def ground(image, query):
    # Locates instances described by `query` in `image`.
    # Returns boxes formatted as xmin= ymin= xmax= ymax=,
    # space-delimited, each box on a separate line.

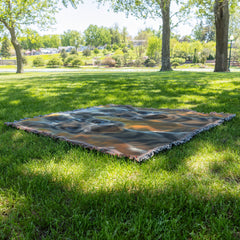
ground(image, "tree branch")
xmin=0 ymin=17 xmax=11 ymax=30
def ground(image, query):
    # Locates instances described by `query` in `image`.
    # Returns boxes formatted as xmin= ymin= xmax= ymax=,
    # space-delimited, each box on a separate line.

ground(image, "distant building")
xmin=78 ymin=45 xmax=89 ymax=52
xmin=39 ymin=48 xmax=58 ymax=54
xmin=97 ymin=46 xmax=106 ymax=50
xmin=132 ymin=40 xmax=147 ymax=47
xmin=58 ymin=46 xmax=75 ymax=53
xmin=24 ymin=50 xmax=41 ymax=55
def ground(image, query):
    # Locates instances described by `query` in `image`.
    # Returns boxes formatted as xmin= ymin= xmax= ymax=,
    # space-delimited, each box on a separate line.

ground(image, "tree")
xmin=193 ymin=21 xmax=215 ymax=42
xmin=159 ymin=0 xmax=172 ymax=71
xmin=96 ymin=0 xmax=177 ymax=71
xmin=84 ymin=25 xmax=111 ymax=47
xmin=0 ymin=0 xmax=82 ymax=73
xmin=214 ymin=0 xmax=229 ymax=71
xmin=1 ymin=36 xmax=11 ymax=59
xmin=109 ymin=24 xmax=121 ymax=45
xmin=134 ymin=28 xmax=154 ymax=44
xmin=229 ymin=5 xmax=240 ymax=40
xmin=20 ymin=29 xmax=42 ymax=51
xmin=180 ymin=35 xmax=193 ymax=42
xmin=0 ymin=0 xmax=61 ymax=73
xmin=40 ymin=34 xmax=61 ymax=48
xmin=121 ymin=27 xmax=129 ymax=44
xmin=188 ymin=0 xmax=239 ymax=72
xmin=146 ymin=36 xmax=162 ymax=63
xmin=60 ymin=49 xmax=68 ymax=60
xmin=61 ymin=30 xmax=83 ymax=49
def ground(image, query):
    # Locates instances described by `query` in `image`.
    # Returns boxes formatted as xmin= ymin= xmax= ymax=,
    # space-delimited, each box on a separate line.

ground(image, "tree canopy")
xmin=96 ymin=0 xmax=184 ymax=71
xmin=61 ymin=30 xmax=83 ymax=49
xmin=84 ymin=25 xmax=111 ymax=47
xmin=0 ymin=0 xmax=83 ymax=73
xmin=0 ymin=0 xmax=59 ymax=30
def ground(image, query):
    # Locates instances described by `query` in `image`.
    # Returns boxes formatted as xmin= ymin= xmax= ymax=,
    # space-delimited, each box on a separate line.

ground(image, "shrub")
xmin=122 ymin=47 xmax=128 ymax=53
xmin=170 ymin=58 xmax=185 ymax=65
xmin=112 ymin=44 xmax=119 ymax=51
xmin=112 ymin=55 xmax=123 ymax=67
xmin=208 ymin=54 xmax=215 ymax=60
xmin=102 ymin=57 xmax=116 ymax=67
xmin=70 ymin=48 xmax=78 ymax=55
xmin=171 ymin=62 xmax=180 ymax=68
xmin=64 ymin=56 xmax=75 ymax=66
xmin=123 ymin=53 xmax=130 ymax=67
xmin=193 ymin=49 xmax=199 ymax=63
xmin=22 ymin=56 xmax=28 ymax=65
xmin=129 ymin=43 xmax=134 ymax=50
xmin=33 ymin=56 xmax=45 ymax=67
xmin=94 ymin=48 xmax=99 ymax=54
xmin=147 ymin=36 xmax=161 ymax=62
xmin=114 ymin=49 xmax=124 ymax=55
xmin=103 ymin=49 xmax=108 ymax=55
xmin=94 ymin=58 xmax=101 ymax=66
xmin=125 ymin=60 xmax=134 ymax=67
xmin=64 ymin=56 xmax=83 ymax=67
xmin=47 ymin=57 xmax=62 ymax=68
xmin=144 ymin=58 xmax=156 ymax=67
xmin=106 ymin=44 xmax=112 ymax=51
xmin=232 ymin=48 xmax=240 ymax=62
xmin=120 ymin=43 xmax=126 ymax=48
xmin=200 ymin=56 xmax=207 ymax=64
xmin=82 ymin=49 xmax=91 ymax=57
xmin=133 ymin=58 xmax=143 ymax=67
xmin=71 ymin=57 xmax=83 ymax=67
xmin=173 ymin=50 xmax=187 ymax=59
xmin=60 ymin=49 xmax=68 ymax=60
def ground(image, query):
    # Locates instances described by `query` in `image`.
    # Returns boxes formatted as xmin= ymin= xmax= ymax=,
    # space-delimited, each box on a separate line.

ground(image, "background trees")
xmin=0 ymin=0 xmax=61 ymax=73
xmin=109 ymin=24 xmax=121 ymax=46
xmin=0 ymin=36 xmax=11 ymax=59
xmin=0 ymin=0 xmax=83 ymax=73
xmin=20 ymin=30 xmax=42 ymax=51
xmin=134 ymin=28 xmax=154 ymax=43
xmin=229 ymin=4 xmax=240 ymax=43
xmin=146 ymin=36 xmax=162 ymax=63
xmin=19 ymin=34 xmax=62 ymax=50
xmin=84 ymin=25 xmax=111 ymax=47
xmin=188 ymin=0 xmax=239 ymax=72
xmin=42 ymin=35 xmax=62 ymax=48
xmin=0 ymin=0 xmax=239 ymax=72
xmin=61 ymin=30 xmax=83 ymax=49
xmin=193 ymin=20 xmax=216 ymax=42
xmin=96 ymin=0 xmax=176 ymax=71
xmin=96 ymin=0 xmax=240 ymax=72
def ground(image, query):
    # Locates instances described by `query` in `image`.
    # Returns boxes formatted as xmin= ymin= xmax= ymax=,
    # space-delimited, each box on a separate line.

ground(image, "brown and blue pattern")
xmin=5 ymin=105 xmax=235 ymax=161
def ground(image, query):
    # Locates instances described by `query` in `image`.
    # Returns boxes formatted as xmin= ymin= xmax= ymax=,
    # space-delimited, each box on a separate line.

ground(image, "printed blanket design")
xmin=5 ymin=105 xmax=235 ymax=162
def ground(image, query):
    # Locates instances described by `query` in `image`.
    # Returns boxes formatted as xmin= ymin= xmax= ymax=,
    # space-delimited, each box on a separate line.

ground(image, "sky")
xmin=40 ymin=1 xmax=195 ymax=37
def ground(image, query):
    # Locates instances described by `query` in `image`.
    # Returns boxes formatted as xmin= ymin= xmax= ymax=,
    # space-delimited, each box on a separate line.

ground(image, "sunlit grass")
xmin=0 ymin=71 xmax=239 ymax=239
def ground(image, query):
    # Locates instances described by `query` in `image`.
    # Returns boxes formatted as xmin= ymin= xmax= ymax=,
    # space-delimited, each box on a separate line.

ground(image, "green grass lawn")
xmin=0 ymin=71 xmax=239 ymax=239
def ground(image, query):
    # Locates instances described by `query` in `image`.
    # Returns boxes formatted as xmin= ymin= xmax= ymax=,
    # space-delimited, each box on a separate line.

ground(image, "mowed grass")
xmin=0 ymin=71 xmax=239 ymax=239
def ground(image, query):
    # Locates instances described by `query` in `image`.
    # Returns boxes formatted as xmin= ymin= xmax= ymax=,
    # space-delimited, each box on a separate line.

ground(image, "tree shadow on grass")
xmin=1 ymin=71 xmax=239 ymax=168
xmin=0 ymin=71 xmax=240 ymax=239
xmin=1 ymin=143 xmax=240 ymax=239
xmin=0 ymin=71 xmax=212 ymax=115
xmin=0 ymin=72 xmax=201 ymax=123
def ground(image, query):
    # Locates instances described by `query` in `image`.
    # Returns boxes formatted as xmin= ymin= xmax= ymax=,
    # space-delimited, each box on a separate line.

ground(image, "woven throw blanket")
xmin=5 ymin=105 xmax=235 ymax=162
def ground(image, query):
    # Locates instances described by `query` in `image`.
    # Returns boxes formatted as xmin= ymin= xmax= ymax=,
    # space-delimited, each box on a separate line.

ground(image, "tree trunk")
xmin=9 ymin=27 xmax=24 ymax=73
xmin=214 ymin=0 xmax=229 ymax=72
xmin=160 ymin=0 xmax=172 ymax=71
